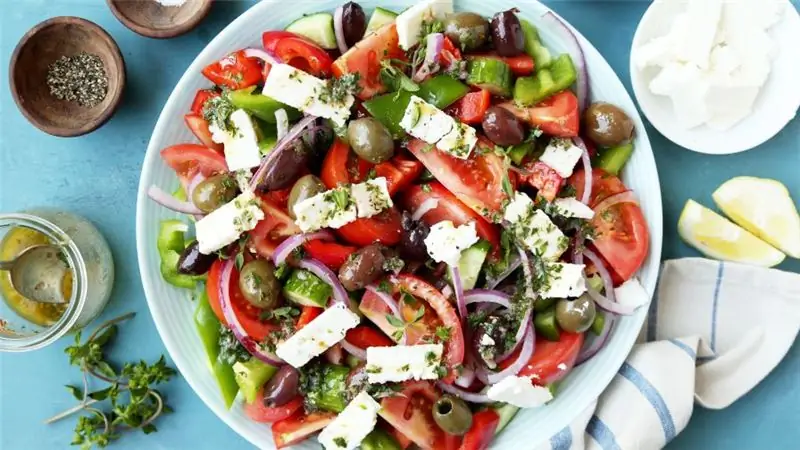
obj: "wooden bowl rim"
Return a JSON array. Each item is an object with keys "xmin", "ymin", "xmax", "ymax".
[
  {"xmin": 106, "ymin": 0, "xmax": 213, "ymax": 39},
  {"xmin": 8, "ymin": 16, "xmax": 126, "ymax": 138}
]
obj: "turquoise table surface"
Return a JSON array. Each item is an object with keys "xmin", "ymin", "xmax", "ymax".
[{"xmin": 1, "ymin": 1, "xmax": 798, "ymax": 449}]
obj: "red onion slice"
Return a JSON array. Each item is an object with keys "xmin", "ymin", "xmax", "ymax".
[
  {"xmin": 425, "ymin": 33, "xmax": 444, "ymax": 65},
  {"xmin": 340, "ymin": 338, "xmax": 367, "ymax": 361},
  {"xmin": 333, "ymin": 6, "xmax": 349, "ymax": 54},
  {"xmin": 497, "ymin": 306, "xmax": 532, "ymax": 363},
  {"xmin": 272, "ymin": 231, "xmax": 335, "ymax": 266},
  {"xmin": 593, "ymin": 190, "xmax": 639, "ymax": 216},
  {"xmin": 572, "ymin": 137, "xmax": 593, "ymax": 205},
  {"xmin": 243, "ymin": 48, "xmax": 280, "ymax": 65},
  {"xmin": 582, "ymin": 249, "xmax": 635, "ymax": 315},
  {"xmin": 218, "ymin": 259, "xmax": 283, "ymax": 366},
  {"xmin": 450, "ymin": 266, "xmax": 467, "ymax": 319},
  {"xmin": 542, "ymin": 11, "xmax": 588, "ymax": 111},
  {"xmin": 148, "ymin": 185, "xmax": 203, "ymax": 215},
  {"xmin": 485, "ymin": 325, "xmax": 535, "ymax": 384},
  {"xmin": 454, "ymin": 365, "xmax": 476, "ymax": 388},
  {"xmin": 486, "ymin": 255, "xmax": 522, "ymax": 290},
  {"xmin": 437, "ymin": 381, "xmax": 492, "ymax": 403},
  {"xmin": 463, "ymin": 289, "xmax": 512, "ymax": 309},
  {"xmin": 411, "ymin": 198, "xmax": 439, "ymax": 222},
  {"xmin": 365, "ymin": 284, "xmax": 402, "ymax": 319},
  {"xmin": 275, "ymin": 109, "xmax": 289, "ymax": 141},
  {"xmin": 250, "ymin": 115, "xmax": 317, "ymax": 191},
  {"xmin": 576, "ymin": 312, "xmax": 615, "ymax": 365},
  {"xmin": 298, "ymin": 258, "xmax": 349, "ymax": 305}
]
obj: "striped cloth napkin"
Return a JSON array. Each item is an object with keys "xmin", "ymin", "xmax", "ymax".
[{"xmin": 538, "ymin": 257, "xmax": 800, "ymax": 450}]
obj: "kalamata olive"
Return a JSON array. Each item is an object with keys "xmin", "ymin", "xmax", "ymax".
[
  {"xmin": 432, "ymin": 395, "xmax": 473, "ymax": 435},
  {"xmin": 287, "ymin": 175, "xmax": 326, "ymax": 219},
  {"xmin": 584, "ymin": 102, "xmax": 635, "ymax": 147},
  {"xmin": 398, "ymin": 211, "xmax": 430, "ymax": 261},
  {"xmin": 177, "ymin": 241, "xmax": 216, "ymax": 275},
  {"xmin": 192, "ymin": 174, "xmax": 238, "ymax": 213},
  {"xmin": 238, "ymin": 260, "xmax": 281, "ymax": 309},
  {"xmin": 341, "ymin": 2, "xmax": 367, "ymax": 48},
  {"xmin": 555, "ymin": 294, "xmax": 596, "ymax": 333},
  {"xmin": 301, "ymin": 118, "xmax": 334, "ymax": 172},
  {"xmin": 482, "ymin": 106, "xmax": 525, "ymax": 146},
  {"xmin": 263, "ymin": 365, "xmax": 299, "ymax": 407},
  {"xmin": 257, "ymin": 141, "xmax": 309, "ymax": 191},
  {"xmin": 444, "ymin": 12, "xmax": 490, "ymax": 51},
  {"xmin": 338, "ymin": 244, "xmax": 387, "ymax": 291},
  {"xmin": 347, "ymin": 118, "xmax": 394, "ymax": 164},
  {"xmin": 490, "ymin": 10, "xmax": 525, "ymax": 57}
]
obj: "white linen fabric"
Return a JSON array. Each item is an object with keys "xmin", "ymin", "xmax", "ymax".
[{"xmin": 536, "ymin": 257, "xmax": 800, "ymax": 450}]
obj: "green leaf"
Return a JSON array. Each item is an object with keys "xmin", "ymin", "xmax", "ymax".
[
  {"xmin": 65, "ymin": 385, "xmax": 84, "ymax": 401},
  {"xmin": 377, "ymin": 280, "xmax": 391, "ymax": 293},
  {"xmin": 92, "ymin": 325, "xmax": 118, "ymax": 347},
  {"xmin": 385, "ymin": 314, "xmax": 405, "ymax": 328},
  {"xmin": 141, "ymin": 424, "xmax": 157, "ymax": 435},
  {"xmin": 234, "ymin": 252, "xmax": 244, "ymax": 271},
  {"xmin": 88, "ymin": 387, "xmax": 113, "ymax": 401},
  {"xmin": 94, "ymin": 361, "xmax": 117, "ymax": 379},
  {"xmin": 411, "ymin": 306, "xmax": 425, "ymax": 323},
  {"xmin": 502, "ymin": 174, "xmax": 514, "ymax": 198}
]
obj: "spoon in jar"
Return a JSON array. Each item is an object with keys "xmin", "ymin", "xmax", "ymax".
[{"xmin": 0, "ymin": 245, "xmax": 69, "ymax": 304}]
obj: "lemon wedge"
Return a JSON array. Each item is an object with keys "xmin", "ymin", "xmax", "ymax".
[
  {"xmin": 712, "ymin": 177, "xmax": 800, "ymax": 258},
  {"xmin": 678, "ymin": 199, "xmax": 785, "ymax": 267}
]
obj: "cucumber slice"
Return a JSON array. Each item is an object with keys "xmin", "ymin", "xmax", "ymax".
[
  {"xmin": 282, "ymin": 269, "xmax": 333, "ymax": 307},
  {"xmin": 591, "ymin": 310, "xmax": 606, "ymax": 335},
  {"xmin": 285, "ymin": 12, "xmax": 337, "ymax": 50},
  {"xmin": 596, "ymin": 143, "xmax": 634, "ymax": 176},
  {"xmin": 366, "ymin": 7, "xmax": 398, "ymax": 34},
  {"xmin": 466, "ymin": 58, "xmax": 513, "ymax": 97},
  {"xmin": 533, "ymin": 306, "xmax": 561, "ymax": 341},
  {"xmin": 493, "ymin": 403, "xmax": 521, "ymax": 435},
  {"xmin": 457, "ymin": 241, "xmax": 491, "ymax": 290},
  {"xmin": 521, "ymin": 20, "xmax": 552, "ymax": 69},
  {"xmin": 233, "ymin": 358, "xmax": 277, "ymax": 404}
]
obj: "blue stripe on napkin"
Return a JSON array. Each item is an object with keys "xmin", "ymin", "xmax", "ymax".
[
  {"xmin": 618, "ymin": 362, "xmax": 677, "ymax": 441},
  {"xmin": 710, "ymin": 262, "xmax": 725, "ymax": 353},
  {"xmin": 550, "ymin": 426, "xmax": 572, "ymax": 450},
  {"xmin": 668, "ymin": 339, "xmax": 697, "ymax": 359},
  {"xmin": 587, "ymin": 415, "xmax": 621, "ymax": 450}
]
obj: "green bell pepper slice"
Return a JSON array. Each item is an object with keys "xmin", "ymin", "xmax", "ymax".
[
  {"xmin": 194, "ymin": 290, "xmax": 240, "ymax": 408},
  {"xmin": 514, "ymin": 53, "xmax": 577, "ymax": 106},
  {"xmin": 233, "ymin": 358, "xmax": 278, "ymax": 404},
  {"xmin": 229, "ymin": 86, "xmax": 301, "ymax": 123},
  {"xmin": 521, "ymin": 20, "xmax": 552, "ymax": 69},
  {"xmin": 303, "ymin": 364, "xmax": 351, "ymax": 413},
  {"xmin": 157, "ymin": 220, "xmax": 203, "ymax": 289},
  {"xmin": 533, "ymin": 306, "xmax": 561, "ymax": 341},
  {"xmin": 361, "ymin": 429, "xmax": 402, "ymax": 450},
  {"xmin": 417, "ymin": 75, "xmax": 469, "ymax": 110}
]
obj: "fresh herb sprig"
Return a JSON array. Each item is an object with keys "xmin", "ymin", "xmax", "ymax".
[{"xmin": 46, "ymin": 313, "xmax": 176, "ymax": 450}]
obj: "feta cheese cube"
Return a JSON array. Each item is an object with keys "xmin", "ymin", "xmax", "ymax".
[
  {"xmin": 614, "ymin": 278, "xmax": 649, "ymax": 311},
  {"xmin": 195, "ymin": 191, "xmax": 264, "ymax": 254},
  {"xmin": 293, "ymin": 187, "xmax": 358, "ymax": 232},
  {"xmin": 423, "ymin": 221, "xmax": 480, "ymax": 266},
  {"xmin": 486, "ymin": 376, "xmax": 553, "ymax": 408},
  {"xmin": 437, "ymin": 121, "xmax": 478, "ymax": 159},
  {"xmin": 366, "ymin": 344, "xmax": 444, "ymax": 384},
  {"xmin": 539, "ymin": 139, "xmax": 584, "ymax": 178},
  {"xmin": 322, "ymin": 187, "xmax": 358, "ymax": 229},
  {"xmin": 400, "ymin": 95, "xmax": 455, "ymax": 144},
  {"xmin": 207, "ymin": 110, "xmax": 263, "ymax": 172},
  {"xmin": 351, "ymin": 177, "xmax": 393, "ymax": 218},
  {"xmin": 318, "ymin": 391, "xmax": 381, "ymax": 450},
  {"xmin": 674, "ymin": 0, "xmax": 723, "ymax": 69},
  {"xmin": 552, "ymin": 197, "xmax": 594, "ymax": 220},
  {"xmin": 395, "ymin": 0, "xmax": 454, "ymax": 50},
  {"xmin": 276, "ymin": 303, "xmax": 360, "ymax": 368},
  {"xmin": 262, "ymin": 63, "xmax": 353, "ymax": 126},
  {"xmin": 503, "ymin": 193, "xmax": 568, "ymax": 261},
  {"xmin": 540, "ymin": 263, "xmax": 587, "ymax": 299}
]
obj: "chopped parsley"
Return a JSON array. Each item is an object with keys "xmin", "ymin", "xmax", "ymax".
[
  {"xmin": 320, "ymin": 72, "xmax": 361, "ymax": 105},
  {"xmin": 421, "ymin": 183, "xmax": 432, "ymax": 193},
  {"xmin": 202, "ymin": 92, "xmax": 236, "ymax": 134},
  {"xmin": 435, "ymin": 326, "xmax": 452, "ymax": 342},
  {"xmin": 218, "ymin": 325, "xmax": 250, "ymax": 366},
  {"xmin": 333, "ymin": 437, "xmax": 348, "ymax": 448}
]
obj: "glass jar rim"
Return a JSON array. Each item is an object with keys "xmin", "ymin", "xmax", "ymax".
[{"xmin": 0, "ymin": 213, "xmax": 88, "ymax": 352}]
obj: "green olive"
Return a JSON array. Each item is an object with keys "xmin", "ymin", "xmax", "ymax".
[
  {"xmin": 432, "ymin": 394, "xmax": 473, "ymax": 436},
  {"xmin": 347, "ymin": 118, "xmax": 394, "ymax": 164},
  {"xmin": 238, "ymin": 260, "xmax": 281, "ymax": 309},
  {"xmin": 287, "ymin": 175, "xmax": 326, "ymax": 219},
  {"xmin": 192, "ymin": 174, "xmax": 238, "ymax": 213},
  {"xmin": 555, "ymin": 294, "xmax": 596, "ymax": 333},
  {"xmin": 584, "ymin": 102, "xmax": 635, "ymax": 147},
  {"xmin": 444, "ymin": 12, "xmax": 490, "ymax": 51}
]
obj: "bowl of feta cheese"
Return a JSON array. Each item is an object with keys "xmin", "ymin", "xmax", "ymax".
[{"xmin": 631, "ymin": 0, "xmax": 800, "ymax": 154}]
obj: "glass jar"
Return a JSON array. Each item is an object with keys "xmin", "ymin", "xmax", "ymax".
[{"xmin": 0, "ymin": 210, "xmax": 114, "ymax": 352}]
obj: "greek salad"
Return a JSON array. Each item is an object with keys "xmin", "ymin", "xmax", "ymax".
[{"xmin": 148, "ymin": 1, "xmax": 650, "ymax": 449}]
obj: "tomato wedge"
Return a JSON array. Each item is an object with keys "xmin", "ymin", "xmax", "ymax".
[
  {"xmin": 244, "ymin": 393, "xmax": 303, "ymax": 423},
  {"xmin": 160, "ymin": 144, "xmax": 228, "ymax": 190},
  {"xmin": 458, "ymin": 410, "xmax": 500, "ymax": 450},
  {"xmin": 272, "ymin": 411, "xmax": 336, "ymax": 448},
  {"xmin": 345, "ymin": 325, "xmax": 395, "ymax": 349},
  {"xmin": 302, "ymin": 239, "xmax": 355, "ymax": 270},
  {"xmin": 296, "ymin": 306, "xmax": 322, "ymax": 330},
  {"xmin": 446, "ymin": 89, "xmax": 491, "ymax": 124},
  {"xmin": 380, "ymin": 382, "xmax": 457, "ymax": 450},
  {"xmin": 358, "ymin": 288, "xmax": 438, "ymax": 345},
  {"xmin": 407, "ymin": 138, "xmax": 509, "ymax": 220},
  {"xmin": 249, "ymin": 195, "xmax": 301, "ymax": 258},
  {"xmin": 332, "ymin": 23, "xmax": 405, "ymax": 100},
  {"xmin": 499, "ymin": 91, "xmax": 580, "ymax": 137},
  {"xmin": 184, "ymin": 114, "xmax": 223, "ymax": 152},
  {"xmin": 438, "ymin": 37, "xmax": 463, "ymax": 66},
  {"xmin": 375, "ymin": 155, "xmax": 424, "ymax": 196},
  {"xmin": 262, "ymin": 31, "xmax": 333, "ymax": 77},
  {"xmin": 501, "ymin": 332, "xmax": 584, "ymax": 386},
  {"xmin": 190, "ymin": 89, "xmax": 219, "ymax": 114},
  {"xmin": 570, "ymin": 169, "xmax": 649, "ymax": 283},
  {"xmin": 206, "ymin": 260, "xmax": 277, "ymax": 341},
  {"xmin": 518, "ymin": 161, "xmax": 565, "ymax": 202},
  {"xmin": 202, "ymin": 50, "xmax": 263, "ymax": 90}
]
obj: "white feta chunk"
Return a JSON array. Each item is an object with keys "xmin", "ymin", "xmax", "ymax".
[
  {"xmin": 540, "ymin": 263, "xmax": 587, "ymax": 299},
  {"xmin": 262, "ymin": 63, "xmax": 353, "ymax": 126},
  {"xmin": 437, "ymin": 121, "xmax": 478, "ymax": 159},
  {"xmin": 323, "ymin": 187, "xmax": 359, "ymax": 229},
  {"xmin": 486, "ymin": 376, "xmax": 553, "ymax": 408},
  {"xmin": 395, "ymin": 0, "xmax": 454, "ymax": 50},
  {"xmin": 673, "ymin": 0, "xmax": 723, "ymax": 69},
  {"xmin": 400, "ymin": 95, "xmax": 455, "ymax": 144},
  {"xmin": 552, "ymin": 197, "xmax": 594, "ymax": 220},
  {"xmin": 503, "ymin": 193, "xmax": 568, "ymax": 261},
  {"xmin": 539, "ymin": 139, "xmax": 584, "ymax": 178},
  {"xmin": 318, "ymin": 391, "xmax": 381, "ymax": 450},
  {"xmin": 423, "ymin": 221, "xmax": 480, "ymax": 266},
  {"xmin": 195, "ymin": 191, "xmax": 264, "ymax": 254},
  {"xmin": 276, "ymin": 303, "xmax": 360, "ymax": 368},
  {"xmin": 366, "ymin": 344, "xmax": 444, "ymax": 384},
  {"xmin": 351, "ymin": 177, "xmax": 393, "ymax": 218},
  {"xmin": 614, "ymin": 278, "xmax": 649, "ymax": 311},
  {"xmin": 293, "ymin": 187, "xmax": 358, "ymax": 232}
]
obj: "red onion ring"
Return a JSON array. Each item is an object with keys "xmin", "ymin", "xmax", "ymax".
[
  {"xmin": 576, "ymin": 312, "xmax": 615, "ymax": 365},
  {"xmin": 333, "ymin": 6, "xmax": 349, "ymax": 54},
  {"xmin": 272, "ymin": 231, "xmax": 335, "ymax": 266},
  {"xmin": 275, "ymin": 109, "xmax": 289, "ymax": 141},
  {"xmin": 298, "ymin": 258, "xmax": 349, "ymax": 305},
  {"xmin": 148, "ymin": 185, "xmax": 203, "ymax": 215},
  {"xmin": 411, "ymin": 198, "xmax": 439, "ymax": 222},
  {"xmin": 436, "ymin": 381, "xmax": 492, "ymax": 403},
  {"xmin": 497, "ymin": 306, "xmax": 532, "ymax": 363},
  {"xmin": 463, "ymin": 289, "xmax": 511, "ymax": 309},
  {"xmin": 340, "ymin": 338, "xmax": 367, "ymax": 361},
  {"xmin": 243, "ymin": 48, "xmax": 280, "ymax": 65},
  {"xmin": 572, "ymin": 137, "xmax": 593, "ymax": 205},
  {"xmin": 486, "ymin": 255, "xmax": 522, "ymax": 290},
  {"xmin": 485, "ymin": 325, "xmax": 535, "ymax": 384},
  {"xmin": 542, "ymin": 12, "xmax": 588, "ymax": 111},
  {"xmin": 250, "ymin": 115, "xmax": 317, "ymax": 191},
  {"xmin": 593, "ymin": 191, "xmax": 639, "ymax": 216},
  {"xmin": 582, "ymin": 249, "xmax": 635, "ymax": 315},
  {"xmin": 450, "ymin": 266, "xmax": 467, "ymax": 319},
  {"xmin": 218, "ymin": 259, "xmax": 283, "ymax": 366}
]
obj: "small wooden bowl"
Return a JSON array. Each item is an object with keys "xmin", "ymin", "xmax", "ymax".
[
  {"xmin": 107, "ymin": 0, "xmax": 212, "ymax": 39},
  {"xmin": 9, "ymin": 17, "xmax": 126, "ymax": 137}
]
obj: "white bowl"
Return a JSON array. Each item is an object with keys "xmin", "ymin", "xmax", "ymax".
[
  {"xmin": 630, "ymin": 0, "xmax": 800, "ymax": 155},
  {"xmin": 136, "ymin": 1, "xmax": 663, "ymax": 448}
]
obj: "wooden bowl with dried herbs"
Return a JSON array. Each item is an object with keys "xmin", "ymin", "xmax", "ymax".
[{"xmin": 9, "ymin": 16, "xmax": 125, "ymax": 137}]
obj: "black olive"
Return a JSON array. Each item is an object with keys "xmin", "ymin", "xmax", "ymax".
[
  {"xmin": 482, "ymin": 106, "xmax": 525, "ymax": 146},
  {"xmin": 338, "ymin": 244, "xmax": 387, "ymax": 291},
  {"xmin": 177, "ymin": 241, "xmax": 216, "ymax": 275},
  {"xmin": 341, "ymin": 2, "xmax": 367, "ymax": 48},
  {"xmin": 490, "ymin": 10, "xmax": 525, "ymax": 57},
  {"xmin": 301, "ymin": 118, "xmax": 334, "ymax": 173},
  {"xmin": 257, "ymin": 141, "xmax": 309, "ymax": 191},
  {"xmin": 263, "ymin": 365, "xmax": 300, "ymax": 407},
  {"xmin": 398, "ymin": 211, "xmax": 430, "ymax": 261}
]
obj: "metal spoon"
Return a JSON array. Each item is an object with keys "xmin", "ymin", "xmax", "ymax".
[{"xmin": 0, "ymin": 245, "xmax": 69, "ymax": 304}]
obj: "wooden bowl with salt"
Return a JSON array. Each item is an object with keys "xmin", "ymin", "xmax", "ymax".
[{"xmin": 107, "ymin": 0, "xmax": 213, "ymax": 39}]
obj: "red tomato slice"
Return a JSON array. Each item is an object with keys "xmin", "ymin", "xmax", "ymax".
[
  {"xmin": 202, "ymin": 50, "xmax": 262, "ymax": 90},
  {"xmin": 358, "ymin": 288, "xmax": 437, "ymax": 345},
  {"xmin": 380, "ymin": 382, "xmax": 456, "ymax": 450},
  {"xmin": 403, "ymin": 182, "xmax": 500, "ymax": 255},
  {"xmin": 190, "ymin": 89, "xmax": 219, "ymax": 114},
  {"xmin": 501, "ymin": 332, "xmax": 584, "ymax": 385},
  {"xmin": 302, "ymin": 239, "xmax": 356, "ymax": 270},
  {"xmin": 345, "ymin": 325, "xmax": 395, "ymax": 349},
  {"xmin": 272, "ymin": 411, "xmax": 336, "ymax": 448},
  {"xmin": 438, "ymin": 37, "xmax": 463, "ymax": 66},
  {"xmin": 406, "ymin": 138, "xmax": 509, "ymax": 220},
  {"xmin": 160, "ymin": 144, "xmax": 228, "ymax": 190},
  {"xmin": 570, "ymin": 169, "xmax": 649, "ymax": 283},
  {"xmin": 262, "ymin": 31, "xmax": 334, "ymax": 77},
  {"xmin": 206, "ymin": 260, "xmax": 277, "ymax": 341},
  {"xmin": 446, "ymin": 89, "xmax": 491, "ymax": 125},
  {"xmin": 458, "ymin": 410, "xmax": 500, "ymax": 450},
  {"xmin": 184, "ymin": 114, "xmax": 223, "ymax": 152},
  {"xmin": 499, "ymin": 91, "xmax": 580, "ymax": 137},
  {"xmin": 518, "ymin": 161, "xmax": 565, "ymax": 202},
  {"xmin": 244, "ymin": 393, "xmax": 303, "ymax": 424},
  {"xmin": 332, "ymin": 23, "xmax": 406, "ymax": 100},
  {"xmin": 296, "ymin": 306, "xmax": 322, "ymax": 330},
  {"xmin": 375, "ymin": 155, "xmax": 424, "ymax": 196},
  {"xmin": 249, "ymin": 195, "xmax": 301, "ymax": 259},
  {"xmin": 468, "ymin": 54, "xmax": 535, "ymax": 76}
]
